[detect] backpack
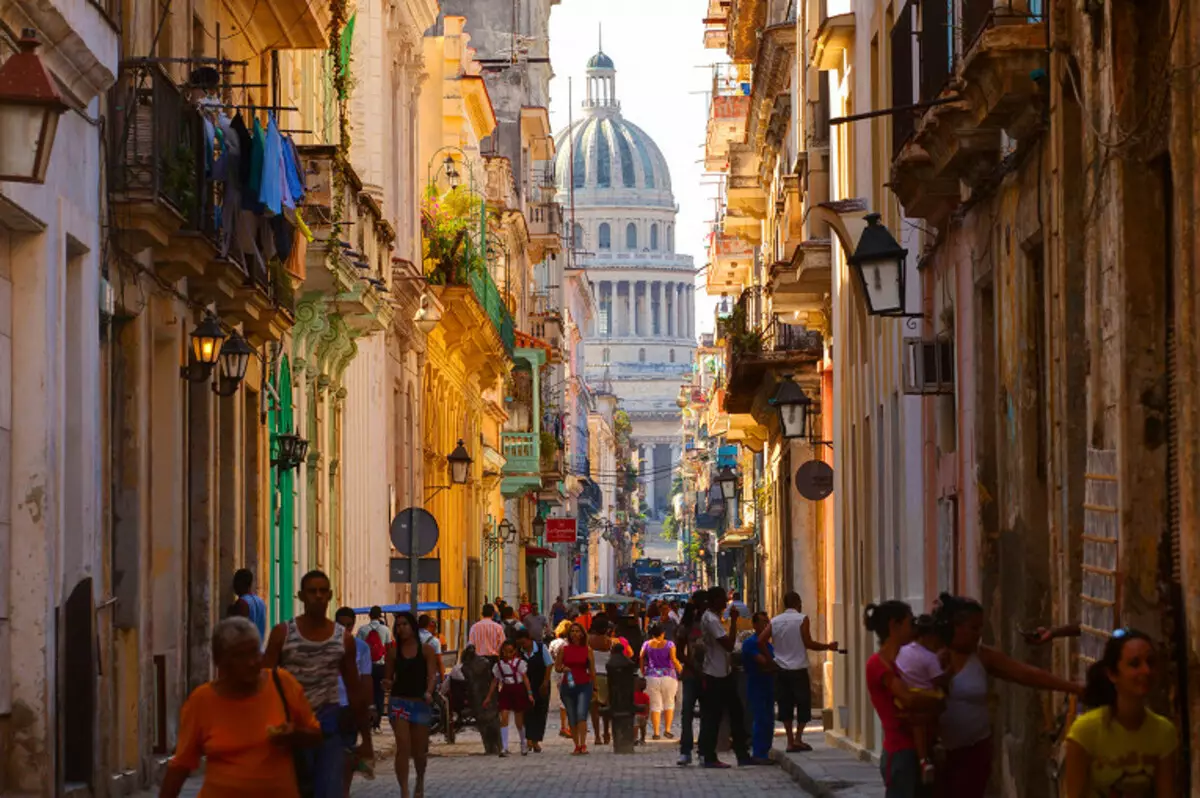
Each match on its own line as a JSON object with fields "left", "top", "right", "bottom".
{"left": 687, "top": 626, "right": 707, "bottom": 673}
{"left": 503, "top": 620, "right": 522, "bottom": 644}
{"left": 365, "top": 626, "right": 386, "bottom": 663}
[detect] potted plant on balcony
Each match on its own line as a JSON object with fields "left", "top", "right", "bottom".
{"left": 539, "top": 430, "right": 559, "bottom": 470}
{"left": 421, "top": 185, "right": 481, "bottom": 285}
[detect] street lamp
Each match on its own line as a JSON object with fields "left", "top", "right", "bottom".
{"left": 848, "top": 213, "right": 908, "bottom": 316}
{"left": 447, "top": 439, "right": 472, "bottom": 485}
{"left": 769, "top": 373, "right": 812, "bottom": 440}
{"left": 676, "top": 385, "right": 690, "bottom": 409}
{"left": 532, "top": 514, "right": 546, "bottom": 539}
{"left": 716, "top": 466, "right": 739, "bottom": 501}
{"left": 272, "top": 430, "right": 309, "bottom": 471}
{"left": 413, "top": 293, "right": 441, "bottom": 335}
{"left": 182, "top": 313, "right": 226, "bottom": 382}
{"left": 442, "top": 155, "right": 461, "bottom": 189}
{"left": 0, "top": 30, "right": 70, "bottom": 184}
{"left": 213, "top": 330, "right": 253, "bottom": 396}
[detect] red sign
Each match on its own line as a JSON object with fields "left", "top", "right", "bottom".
{"left": 545, "top": 518, "right": 577, "bottom": 543}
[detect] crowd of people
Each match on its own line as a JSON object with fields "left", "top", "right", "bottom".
{"left": 161, "top": 571, "right": 1182, "bottom": 798}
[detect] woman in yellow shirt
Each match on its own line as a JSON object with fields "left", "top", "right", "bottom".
{"left": 1064, "top": 629, "right": 1177, "bottom": 798}
{"left": 160, "top": 617, "right": 322, "bottom": 798}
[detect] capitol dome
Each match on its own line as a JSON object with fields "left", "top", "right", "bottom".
{"left": 553, "top": 51, "right": 674, "bottom": 209}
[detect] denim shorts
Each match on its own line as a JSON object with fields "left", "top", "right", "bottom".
{"left": 389, "top": 696, "right": 432, "bottom": 726}
{"left": 560, "top": 682, "right": 593, "bottom": 727}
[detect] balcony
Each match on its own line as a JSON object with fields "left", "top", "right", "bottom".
{"left": 725, "top": 292, "right": 823, "bottom": 414}
{"left": 502, "top": 432, "right": 540, "bottom": 475}
{"left": 108, "top": 61, "right": 290, "bottom": 342}
{"left": 747, "top": 21, "right": 797, "bottom": 158}
{"left": 890, "top": 6, "right": 1047, "bottom": 224}
{"left": 769, "top": 238, "right": 832, "bottom": 326}
{"left": 484, "top": 156, "right": 519, "bottom": 212}
{"left": 702, "top": 0, "right": 730, "bottom": 49}
{"left": 222, "top": 0, "right": 330, "bottom": 49}
{"left": 705, "top": 63, "right": 752, "bottom": 171}
{"left": 298, "top": 145, "right": 395, "bottom": 335}
{"left": 727, "top": 0, "right": 768, "bottom": 61}
{"left": 725, "top": 145, "right": 766, "bottom": 235}
{"left": 528, "top": 201, "right": 562, "bottom": 260}
{"left": 706, "top": 229, "right": 755, "bottom": 294}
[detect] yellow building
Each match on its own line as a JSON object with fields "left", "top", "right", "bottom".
{"left": 418, "top": 17, "right": 512, "bottom": 637}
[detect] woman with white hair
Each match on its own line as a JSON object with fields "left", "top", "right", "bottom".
{"left": 160, "top": 617, "right": 321, "bottom": 797}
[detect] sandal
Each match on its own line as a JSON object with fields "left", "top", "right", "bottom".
{"left": 786, "top": 742, "right": 813, "bottom": 753}
{"left": 559, "top": 730, "right": 573, "bottom": 739}
{"left": 665, "top": 731, "right": 675, "bottom": 739}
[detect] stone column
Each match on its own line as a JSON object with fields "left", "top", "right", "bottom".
{"left": 665, "top": 282, "right": 674, "bottom": 337}
{"left": 678, "top": 284, "right": 687, "bottom": 340}
{"left": 639, "top": 281, "right": 651, "bottom": 337}
{"left": 652, "top": 282, "right": 661, "bottom": 336}
{"left": 686, "top": 285, "right": 695, "bottom": 338}
{"left": 628, "top": 279, "right": 638, "bottom": 336}
{"left": 601, "top": 281, "right": 612, "bottom": 336}
{"left": 644, "top": 443, "right": 656, "bottom": 512}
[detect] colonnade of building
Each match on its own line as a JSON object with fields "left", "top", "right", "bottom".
{"left": 597, "top": 278, "right": 696, "bottom": 339}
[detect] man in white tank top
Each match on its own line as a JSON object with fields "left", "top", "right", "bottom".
{"left": 759, "top": 591, "right": 837, "bottom": 753}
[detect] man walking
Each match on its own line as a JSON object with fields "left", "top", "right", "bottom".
{"left": 337, "top": 606, "right": 376, "bottom": 795}
{"left": 500, "top": 605, "right": 525, "bottom": 642}
{"left": 228, "top": 568, "right": 267, "bottom": 641}
{"left": 357, "top": 606, "right": 392, "bottom": 731}
{"left": 550, "top": 595, "right": 568, "bottom": 627}
{"left": 265, "top": 571, "right": 371, "bottom": 798}
{"left": 758, "top": 591, "right": 837, "bottom": 752}
{"left": 468, "top": 604, "right": 506, "bottom": 662}
{"left": 697, "top": 586, "right": 749, "bottom": 768}
{"left": 522, "top": 602, "right": 549, "bottom": 642}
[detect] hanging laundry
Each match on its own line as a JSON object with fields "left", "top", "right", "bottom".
{"left": 230, "top": 112, "right": 253, "bottom": 187}
{"left": 282, "top": 136, "right": 306, "bottom": 206}
{"left": 259, "top": 115, "right": 284, "bottom": 216}
{"left": 247, "top": 117, "right": 266, "bottom": 214}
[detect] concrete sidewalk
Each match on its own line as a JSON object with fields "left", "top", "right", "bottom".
{"left": 769, "top": 723, "right": 884, "bottom": 798}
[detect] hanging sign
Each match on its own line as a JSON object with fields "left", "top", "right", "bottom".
{"left": 795, "top": 460, "right": 835, "bottom": 501}
{"left": 545, "top": 518, "right": 578, "bottom": 543}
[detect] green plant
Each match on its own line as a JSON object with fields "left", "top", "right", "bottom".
{"left": 662, "top": 512, "right": 678, "bottom": 542}
{"left": 162, "top": 144, "right": 197, "bottom": 217}
{"left": 422, "top": 185, "right": 483, "bottom": 284}
{"left": 539, "top": 430, "right": 558, "bottom": 465}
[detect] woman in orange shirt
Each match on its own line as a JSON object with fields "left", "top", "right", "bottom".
{"left": 160, "top": 617, "right": 322, "bottom": 798}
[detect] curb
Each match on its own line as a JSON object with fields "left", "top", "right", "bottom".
{"left": 769, "top": 748, "right": 832, "bottom": 797}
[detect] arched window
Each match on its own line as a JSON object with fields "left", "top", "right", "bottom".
{"left": 650, "top": 223, "right": 659, "bottom": 251}
{"left": 573, "top": 223, "right": 584, "bottom": 249}
{"left": 669, "top": 349, "right": 675, "bottom": 363}
{"left": 639, "top": 348, "right": 646, "bottom": 362}
{"left": 626, "top": 223, "right": 637, "bottom": 250}
{"left": 598, "top": 223, "right": 611, "bottom": 249}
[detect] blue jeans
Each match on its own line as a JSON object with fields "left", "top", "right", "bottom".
{"left": 678, "top": 676, "right": 701, "bottom": 756}
{"left": 560, "top": 682, "right": 593, "bottom": 727}
{"left": 302, "top": 705, "right": 346, "bottom": 798}
{"left": 747, "top": 679, "right": 775, "bottom": 759}
{"left": 880, "top": 748, "right": 931, "bottom": 798}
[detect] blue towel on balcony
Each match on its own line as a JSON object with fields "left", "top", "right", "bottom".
{"left": 283, "top": 136, "right": 305, "bottom": 206}
{"left": 259, "top": 116, "right": 284, "bottom": 216}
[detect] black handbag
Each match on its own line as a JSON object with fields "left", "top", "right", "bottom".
{"left": 271, "top": 667, "right": 314, "bottom": 798}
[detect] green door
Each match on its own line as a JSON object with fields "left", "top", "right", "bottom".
{"left": 270, "top": 357, "right": 296, "bottom": 625}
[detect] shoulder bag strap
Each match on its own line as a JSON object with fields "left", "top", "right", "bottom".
{"left": 271, "top": 667, "right": 291, "bottom": 722}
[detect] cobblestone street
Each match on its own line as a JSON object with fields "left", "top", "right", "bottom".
{"left": 160, "top": 717, "right": 814, "bottom": 797}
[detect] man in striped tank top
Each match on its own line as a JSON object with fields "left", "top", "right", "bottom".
{"left": 265, "top": 570, "right": 372, "bottom": 798}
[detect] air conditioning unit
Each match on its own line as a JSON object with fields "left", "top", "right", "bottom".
{"left": 903, "top": 335, "right": 955, "bottom": 395}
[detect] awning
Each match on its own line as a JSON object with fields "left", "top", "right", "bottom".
{"left": 524, "top": 546, "right": 558, "bottom": 559}
{"left": 350, "top": 602, "right": 460, "bottom": 614}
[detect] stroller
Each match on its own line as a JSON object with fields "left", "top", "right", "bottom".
{"left": 430, "top": 662, "right": 478, "bottom": 744}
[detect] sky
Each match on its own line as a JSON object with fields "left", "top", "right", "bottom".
{"left": 547, "top": 0, "right": 724, "bottom": 335}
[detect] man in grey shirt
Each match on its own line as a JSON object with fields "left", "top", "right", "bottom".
{"left": 522, "top": 603, "right": 549, "bottom": 641}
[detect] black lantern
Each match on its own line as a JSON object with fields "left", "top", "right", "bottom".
{"left": 190, "top": 313, "right": 226, "bottom": 368}
{"left": 498, "top": 519, "right": 517, "bottom": 544}
{"left": 769, "top": 373, "right": 812, "bottom": 440}
{"left": 0, "top": 30, "right": 70, "bottom": 184}
{"left": 213, "top": 330, "right": 253, "bottom": 396}
{"left": 272, "top": 430, "right": 309, "bottom": 471}
{"left": 532, "top": 515, "right": 546, "bottom": 539}
{"left": 848, "top": 213, "right": 907, "bottom": 316}
{"left": 447, "top": 439, "right": 472, "bottom": 485}
{"left": 716, "top": 466, "right": 739, "bottom": 501}
{"left": 443, "top": 155, "right": 461, "bottom": 189}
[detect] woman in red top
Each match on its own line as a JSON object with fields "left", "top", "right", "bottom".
{"left": 863, "top": 600, "right": 937, "bottom": 798}
{"left": 554, "top": 622, "right": 596, "bottom": 755}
